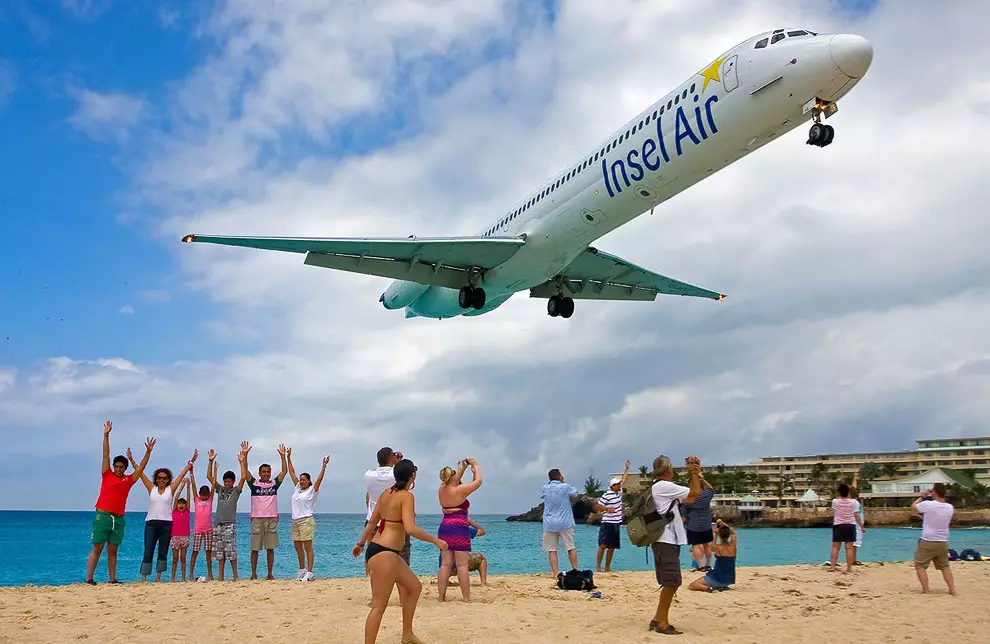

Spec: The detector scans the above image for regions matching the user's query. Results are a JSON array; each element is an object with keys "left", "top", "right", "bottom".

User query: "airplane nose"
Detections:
[{"left": 829, "top": 34, "right": 873, "bottom": 78}]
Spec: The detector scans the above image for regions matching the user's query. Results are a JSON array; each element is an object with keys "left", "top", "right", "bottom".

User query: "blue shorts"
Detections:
[{"left": 704, "top": 573, "right": 730, "bottom": 589}]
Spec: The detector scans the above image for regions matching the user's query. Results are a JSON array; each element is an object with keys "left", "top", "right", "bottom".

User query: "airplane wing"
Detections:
[
  {"left": 529, "top": 247, "right": 725, "bottom": 302},
  {"left": 181, "top": 234, "right": 525, "bottom": 290}
]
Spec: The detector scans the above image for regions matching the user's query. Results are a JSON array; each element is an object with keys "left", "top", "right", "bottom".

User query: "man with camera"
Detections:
[
  {"left": 910, "top": 483, "right": 957, "bottom": 595},
  {"left": 647, "top": 455, "right": 703, "bottom": 635}
]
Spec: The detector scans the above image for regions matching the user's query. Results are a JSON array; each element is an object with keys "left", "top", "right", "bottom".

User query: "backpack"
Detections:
[
  {"left": 626, "top": 489, "right": 678, "bottom": 548},
  {"left": 557, "top": 568, "right": 596, "bottom": 591}
]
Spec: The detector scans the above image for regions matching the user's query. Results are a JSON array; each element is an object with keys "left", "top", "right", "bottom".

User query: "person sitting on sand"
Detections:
[
  {"left": 688, "top": 519, "right": 737, "bottom": 592},
  {"left": 437, "top": 458, "right": 483, "bottom": 602},
  {"left": 134, "top": 449, "right": 197, "bottom": 582},
  {"left": 85, "top": 422, "right": 154, "bottom": 585},
  {"left": 286, "top": 448, "right": 330, "bottom": 581},
  {"left": 438, "top": 519, "right": 489, "bottom": 586},
  {"left": 169, "top": 480, "right": 192, "bottom": 582},
  {"left": 353, "top": 459, "right": 448, "bottom": 644},
  {"left": 829, "top": 482, "right": 865, "bottom": 573}
]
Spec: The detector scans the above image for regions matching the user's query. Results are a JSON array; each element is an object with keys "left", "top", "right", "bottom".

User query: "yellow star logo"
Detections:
[{"left": 699, "top": 56, "right": 726, "bottom": 92}]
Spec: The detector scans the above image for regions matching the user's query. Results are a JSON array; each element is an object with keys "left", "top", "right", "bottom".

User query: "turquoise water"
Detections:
[{"left": 1, "top": 511, "right": 988, "bottom": 586}]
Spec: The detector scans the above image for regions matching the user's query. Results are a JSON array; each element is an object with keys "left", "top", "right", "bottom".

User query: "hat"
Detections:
[{"left": 609, "top": 477, "right": 622, "bottom": 486}]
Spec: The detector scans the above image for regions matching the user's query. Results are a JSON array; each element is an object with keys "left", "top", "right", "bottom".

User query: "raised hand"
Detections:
[
  {"left": 237, "top": 450, "right": 247, "bottom": 463},
  {"left": 190, "top": 449, "right": 199, "bottom": 463},
  {"left": 277, "top": 444, "right": 287, "bottom": 457},
  {"left": 322, "top": 455, "right": 330, "bottom": 467},
  {"left": 208, "top": 449, "right": 216, "bottom": 461},
  {"left": 144, "top": 437, "right": 157, "bottom": 451},
  {"left": 104, "top": 421, "right": 112, "bottom": 436},
  {"left": 126, "top": 447, "right": 134, "bottom": 461},
  {"left": 624, "top": 460, "right": 631, "bottom": 470},
  {"left": 240, "top": 441, "right": 250, "bottom": 454}
]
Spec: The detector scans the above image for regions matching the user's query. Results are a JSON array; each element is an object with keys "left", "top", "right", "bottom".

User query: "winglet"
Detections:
[{"left": 181, "top": 234, "right": 196, "bottom": 243}]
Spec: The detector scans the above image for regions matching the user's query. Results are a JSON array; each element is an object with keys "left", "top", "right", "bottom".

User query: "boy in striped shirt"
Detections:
[{"left": 595, "top": 461, "right": 630, "bottom": 572}]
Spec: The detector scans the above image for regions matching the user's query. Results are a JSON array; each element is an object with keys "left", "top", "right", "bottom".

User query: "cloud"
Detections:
[
  {"left": 60, "top": 0, "right": 112, "bottom": 21},
  {"left": 138, "top": 289, "right": 170, "bottom": 303},
  {"left": 118, "top": 305, "right": 134, "bottom": 315},
  {"left": 67, "top": 87, "right": 147, "bottom": 142},
  {"left": 157, "top": 7, "right": 181, "bottom": 30},
  {"left": 6, "top": 0, "right": 990, "bottom": 512},
  {"left": 0, "top": 60, "right": 14, "bottom": 110}
]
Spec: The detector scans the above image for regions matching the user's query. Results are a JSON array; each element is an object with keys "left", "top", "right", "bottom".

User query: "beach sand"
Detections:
[{"left": 2, "top": 562, "right": 987, "bottom": 643}]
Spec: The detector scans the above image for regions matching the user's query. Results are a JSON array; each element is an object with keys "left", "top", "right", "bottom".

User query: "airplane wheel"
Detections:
[
  {"left": 821, "top": 124, "right": 835, "bottom": 146},
  {"left": 471, "top": 288, "right": 486, "bottom": 310},
  {"left": 807, "top": 123, "right": 826, "bottom": 146},
  {"left": 458, "top": 286, "right": 472, "bottom": 309},
  {"left": 547, "top": 296, "right": 560, "bottom": 317},
  {"left": 560, "top": 297, "right": 575, "bottom": 319}
]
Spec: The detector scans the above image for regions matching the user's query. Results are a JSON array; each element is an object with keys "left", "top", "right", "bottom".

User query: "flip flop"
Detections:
[{"left": 649, "top": 621, "right": 682, "bottom": 635}]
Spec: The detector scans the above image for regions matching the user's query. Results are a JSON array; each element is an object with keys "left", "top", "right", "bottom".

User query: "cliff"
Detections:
[{"left": 505, "top": 495, "right": 599, "bottom": 524}]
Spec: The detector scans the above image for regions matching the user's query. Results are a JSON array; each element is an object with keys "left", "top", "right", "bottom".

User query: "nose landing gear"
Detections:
[{"left": 806, "top": 99, "right": 836, "bottom": 147}]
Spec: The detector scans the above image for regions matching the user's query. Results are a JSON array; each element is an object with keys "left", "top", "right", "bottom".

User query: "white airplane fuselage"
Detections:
[{"left": 381, "top": 29, "right": 873, "bottom": 319}]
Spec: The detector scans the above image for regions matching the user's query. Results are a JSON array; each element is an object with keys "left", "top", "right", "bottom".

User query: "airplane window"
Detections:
[
  {"left": 755, "top": 38, "right": 768, "bottom": 49},
  {"left": 787, "top": 30, "right": 807, "bottom": 37},
  {"left": 771, "top": 33, "right": 784, "bottom": 44},
  {"left": 773, "top": 28, "right": 783, "bottom": 33},
  {"left": 626, "top": 129, "right": 630, "bottom": 137},
  {"left": 690, "top": 83, "right": 696, "bottom": 93},
  {"left": 674, "top": 94, "right": 679, "bottom": 105},
  {"left": 652, "top": 110, "right": 658, "bottom": 119},
  {"left": 660, "top": 106, "right": 665, "bottom": 115},
  {"left": 667, "top": 100, "right": 672, "bottom": 109},
  {"left": 639, "top": 120, "right": 644, "bottom": 129}
]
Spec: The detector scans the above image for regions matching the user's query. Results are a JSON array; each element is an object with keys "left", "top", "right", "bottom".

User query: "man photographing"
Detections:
[{"left": 910, "top": 483, "right": 957, "bottom": 595}]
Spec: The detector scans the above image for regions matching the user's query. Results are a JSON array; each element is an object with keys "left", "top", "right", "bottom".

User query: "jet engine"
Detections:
[{"left": 380, "top": 280, "right": 430, "bottom": 310}]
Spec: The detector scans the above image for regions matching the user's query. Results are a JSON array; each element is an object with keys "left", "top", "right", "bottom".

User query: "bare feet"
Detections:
[{"left": 400, "top": 633, "right": 426, "bottom": 644}]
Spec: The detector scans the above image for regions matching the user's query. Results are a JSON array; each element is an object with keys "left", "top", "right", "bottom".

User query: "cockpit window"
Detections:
[
  {"left": 787, "top": 30, "right": 808, "bottom": 37},
  {"left": 771, "top": 33, "right": 785, "bottom": 44},
  {"left": 755, "top": 37, "right": 768, "bottom": 49}
]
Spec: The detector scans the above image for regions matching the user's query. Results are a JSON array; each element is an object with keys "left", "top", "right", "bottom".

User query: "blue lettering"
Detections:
[
  {"left": 602, "top": 158, "right": 614, "bottom": 197},
  {"left": 674, "top": 106, "right": 700, "bottom": 155},
  {"left": 655, "top": 115, "right": 670, "bottom": 163},
  {"left": 610, "top": 159, "right": 630, "bottom": 193},
  {"left": 641, "top": 138, "right": 660, "bottom": 171},
  {"left": 693, "top": 95, "right": 708, "bottom": 139},
  {"left": 704, "top": 95, "right": 719, "bottom": 134},
  {"left": 626, "top": 149, "right": 644, "bottom": 181}
]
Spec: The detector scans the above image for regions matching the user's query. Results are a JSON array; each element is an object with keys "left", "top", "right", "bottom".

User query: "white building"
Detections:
[{"left": 866, "top": 468, "right": 973, "bottom": 499}]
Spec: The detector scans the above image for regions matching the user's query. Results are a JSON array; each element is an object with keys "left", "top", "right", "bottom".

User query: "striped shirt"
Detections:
[
  {"left": 683, "top": 487, "right": 715, "bottom": 532},
  {"left": 598, "top": 490, "right": 623, "bottom": 523}
]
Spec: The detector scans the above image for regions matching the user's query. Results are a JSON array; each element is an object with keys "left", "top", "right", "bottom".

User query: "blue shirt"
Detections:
[{"left": 540, "top": 481, "right": 579, "bottom": 532}]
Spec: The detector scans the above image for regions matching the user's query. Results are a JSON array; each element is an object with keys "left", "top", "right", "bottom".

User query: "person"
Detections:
[
  {"left": 439, "top": 519, "right": 489, "bottom": 586},
  {"left": 353, "top": 459, "right": 448, "bottom": 644},
  {"left": 540, "top": 469, "right": 580, "bottom": 578},
  {"left": 595, "top": 460, "right": 630, "bottom": 573},
  {"left": 688, "top": 519, "right": 737, "bottom": 592},
  {"left": 437, "top": 458, "right": 483, "bottom": 602},
  {"left": 209, "top": 447, "right": 249, "bottom": 581},
  {"left": 239, "top": 441, "right": 288, "bottom": 580},
  {"left": 287, "top": 448, "right": 330, "bottom": 581},
  {"left": 911, "top": 483, "right": 957, "bottom": 595},
  {"left": 134, "top": 449, "right": 197, "bottom": 582},
  {"left": 169, "top": 479, "right": 192, "bottom": 582},
  {"left": 85, "top": 422, "right": 154, "bottom": 585},
  {"left": 682, "top": 467, "right": 716, "bottom": 571},
  {"left": 189, "top": 459, "right": 215, "bottom": 582},
  {"left": 829, "top": 482, "right": 865, "bottom": 572},
  {"left": 364, "top": 447, "right": 410, "bottom": 574},
  {"left": 850, "top": 472, "right": 865, "bottom": 564},
  {"left": 648, "top": 455, "right": 702, "bottom": 635}
]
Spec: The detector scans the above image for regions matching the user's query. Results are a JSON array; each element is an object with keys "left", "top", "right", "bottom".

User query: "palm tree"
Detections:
[
  {"left": 638, "top": 465, "right": 649, "bottom": 476},
  {"left": 809, "top": 462, "right": 830, "bottom": 493},
  {"left": 880, "top": 462, "right": 901, "bottom": 479}
]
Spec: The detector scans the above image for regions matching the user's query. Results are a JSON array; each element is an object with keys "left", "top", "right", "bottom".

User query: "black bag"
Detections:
[{"left": 557, "top": 568, "right": 596, "bottom": 591}]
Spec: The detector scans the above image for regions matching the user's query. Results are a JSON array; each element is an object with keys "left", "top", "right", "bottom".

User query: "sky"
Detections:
[{"left": 2, "top": 0, "right": 989, "bottom": 514}]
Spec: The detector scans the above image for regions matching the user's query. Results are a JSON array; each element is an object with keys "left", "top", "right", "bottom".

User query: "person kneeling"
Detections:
[{"left": 689, "top": 520, "right": 736, "bottom": 593}]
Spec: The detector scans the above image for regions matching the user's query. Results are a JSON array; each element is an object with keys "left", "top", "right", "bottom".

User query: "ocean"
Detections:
[{"left": 1, "top": 511, "right": 988, "bottom": 587}]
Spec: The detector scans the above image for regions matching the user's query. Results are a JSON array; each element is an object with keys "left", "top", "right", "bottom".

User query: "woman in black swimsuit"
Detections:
[{"left": 353, "top": 459, "right": 447, "bottom": 644}]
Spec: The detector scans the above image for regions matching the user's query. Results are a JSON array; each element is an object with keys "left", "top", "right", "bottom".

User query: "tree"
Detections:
[
  {"left": 638, "top": 465, "right": 649, "bottom": 476},
  {"left": 858, "top": 462, "right": 882, "bottom": 489},
  {"left": 880, "top": 462, "right": 901, "bottom": 479},
  {"left": 584, "top": 471, "right": 604, "bottom": 497},
  {"left": 754, "top": 475, "right": 771, "bottom": 493},
  {"left": 809, "top": 462, "right": 830, "bottom": 494}
]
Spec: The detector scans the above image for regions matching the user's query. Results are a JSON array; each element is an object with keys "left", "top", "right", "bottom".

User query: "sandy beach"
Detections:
[{"left": 2, "top": 562, "right": 987, "bottom": 643}]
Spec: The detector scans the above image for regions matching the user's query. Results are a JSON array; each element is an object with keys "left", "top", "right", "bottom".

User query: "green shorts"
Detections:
[{"left": 91, "top": 510, "right": 126, "bottom": 545}]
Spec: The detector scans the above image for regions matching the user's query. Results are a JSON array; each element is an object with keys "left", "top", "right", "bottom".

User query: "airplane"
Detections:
[{"left": 182, "top": 28, "right": 873, "bottom": 320}]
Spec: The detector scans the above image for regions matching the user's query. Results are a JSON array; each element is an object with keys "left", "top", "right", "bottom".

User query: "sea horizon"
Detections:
[{"left": 2, "top": 510, "right": 989, "bottom": 587}]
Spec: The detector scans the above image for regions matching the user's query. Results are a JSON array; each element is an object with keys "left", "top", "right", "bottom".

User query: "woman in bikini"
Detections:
[
  {"left": 353, "top": 459, "right": 447, "bottom": 644},
  {"left": 436, "top": 457, "right": 482, "bottom": 602}
]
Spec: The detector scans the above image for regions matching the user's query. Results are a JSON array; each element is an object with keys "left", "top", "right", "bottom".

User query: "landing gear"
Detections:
[
  {"left": 547, "top": 295, "right": 574, "bottom": 318},
  {"left": 458, "top": 286, "right": 486, "bottom": 310},
  {"left": 807, "top": 122, "right": 834, "bottom": 147}
]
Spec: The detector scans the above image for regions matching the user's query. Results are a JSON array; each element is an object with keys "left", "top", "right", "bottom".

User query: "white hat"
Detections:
[{"left": 609, "top": 477, "right": 622, "bottom": 486}]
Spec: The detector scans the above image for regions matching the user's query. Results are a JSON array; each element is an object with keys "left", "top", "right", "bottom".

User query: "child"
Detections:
[
  {"left": 190, "top": 459, "right": 216, "bottom": 581},
  {"left": 210, "top": 448, "right": 248, "bottom": 581},
  {"left": 170, "top": 479, "right": 192, "bottom": 582},
  {"left": 688, "top": 519, "right": 737, "bottom": 592}
]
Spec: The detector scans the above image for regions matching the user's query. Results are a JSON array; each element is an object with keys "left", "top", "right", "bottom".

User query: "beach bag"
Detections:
[
  {"left": 557, "top": 569, "right": 596, "bottom": 591},
  {"left": 626, "top": 493, "right": 678, "bottom": 547}
]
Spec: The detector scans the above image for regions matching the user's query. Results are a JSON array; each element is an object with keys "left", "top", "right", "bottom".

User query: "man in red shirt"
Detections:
[{"left": 84, "top": 421, "right": 154, "bottom": 584}]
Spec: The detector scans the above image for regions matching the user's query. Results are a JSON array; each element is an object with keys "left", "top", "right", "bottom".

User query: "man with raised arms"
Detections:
[
  {"left": 239, "top": 440, "right": 288, "bottom": 580},
  {"left": 84, "top": 421, "right": 154, "bottom": 585}
]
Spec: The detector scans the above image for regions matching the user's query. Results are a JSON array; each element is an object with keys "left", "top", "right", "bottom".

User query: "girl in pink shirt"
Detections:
[
  {"left": 190, "top": 463, "right": 216, "bottom": 581},
  {"left": 170, "top": 480, "right": 192, "bottom": 581}
]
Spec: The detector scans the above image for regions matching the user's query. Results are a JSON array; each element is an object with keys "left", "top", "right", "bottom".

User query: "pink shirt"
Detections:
[
  {"left": 832, "top": 497, "right": 857, "bottom": 525},
  {"left": 171, "top": 509, "right": 191, "bottom": 537},
  {"left": 194, "top": 497, "right": 213, "bottom": 533},
  {"left": 248, "top": 478, "right": 282, "bottom": 518}
]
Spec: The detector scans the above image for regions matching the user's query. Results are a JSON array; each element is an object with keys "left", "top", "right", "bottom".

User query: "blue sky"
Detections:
[{"left": 6, "top": 0, "right": 990, "bottom": 514}]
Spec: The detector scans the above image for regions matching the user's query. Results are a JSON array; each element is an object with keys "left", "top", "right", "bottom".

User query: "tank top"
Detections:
[
  {"left": 146, "top": 486, "right": 174, "bottom": 522},
  {"left": 707, "top": 555, "right": 736, "bottom": 585}
]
